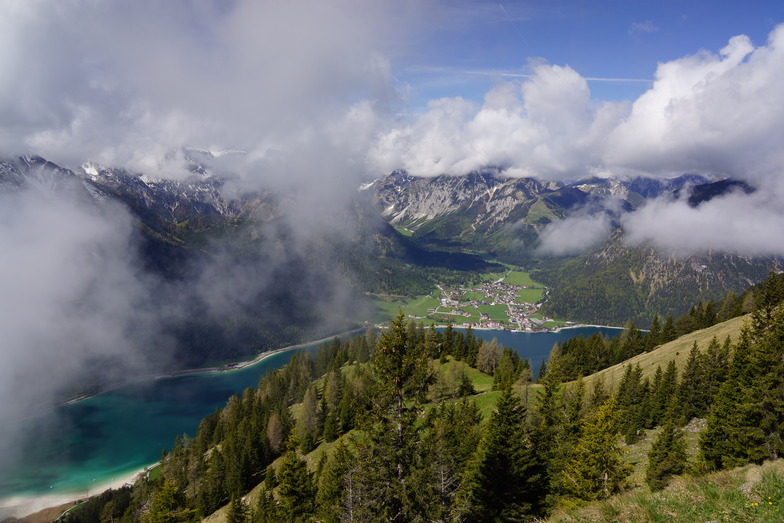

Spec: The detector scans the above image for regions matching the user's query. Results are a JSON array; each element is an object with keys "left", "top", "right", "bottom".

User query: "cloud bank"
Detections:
[
  {"left": 0, "top": 0, "right": 403, "bottom": 186},
  {"left": 371, "top": 23, "right": 784, "bottom": 257}
]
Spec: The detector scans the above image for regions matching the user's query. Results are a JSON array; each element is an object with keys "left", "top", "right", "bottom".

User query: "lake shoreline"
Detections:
[
  {"left": 55, "top": 327, "right": 365, "bottom": 409},
  {"left": 0, "top": 466, "right": 149, "bottom": 520},
  {"left": 4, "top": 328, "right": 364, "bottom": 520}
]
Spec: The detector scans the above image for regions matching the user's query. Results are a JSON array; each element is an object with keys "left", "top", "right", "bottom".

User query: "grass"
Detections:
[
  {"left": 372, "top": 296, "right": 441, "bottom": 322},
  {"left": 392, "top": 225, "right": 413, "bottom": 237},
  {"left": 477, "top": 304, "right": 510, "bottom": 322},
  {"left": 516, "top": 287, "right": 545, "bottom": 303},
  {"left": 503, "top": 271, "right": 542, "bottom": 287},
  {"left": 579, "top": 315, "right": 749, "bottom": 393},
  {"left": 462, "top": 290, "right": 486, "bottom": 301},
  {"left": 547, "top": 459, "right": 784, "bottom": 523},
  {"left": 482, "top": 272, "right": 506, "bottom": 282},
  {"left": 525, "top": 198, "right": 557, "bottom": 224}
]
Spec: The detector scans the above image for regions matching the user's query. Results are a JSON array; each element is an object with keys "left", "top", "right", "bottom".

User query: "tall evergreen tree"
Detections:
[
  {"left": 367, "top": 313, "right": 434, "bottom": 521},
  {"left": 458, "top": 388, "right": 546, "bottom": 521},
  {"left": 677, "top": 342, "right": 709, "bottom": 421},
  {"left": 276, "top": 438, "right": 315, "bottom": 521},
  {"left": 645, "top": 419, "right": 687, "bottom": 491},
  {"left": 561, "top": 398, "right": 631, "bottom": 501}
]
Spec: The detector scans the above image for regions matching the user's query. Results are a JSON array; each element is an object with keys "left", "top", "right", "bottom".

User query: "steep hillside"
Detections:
[
  {"left": 579, "top": 314, "right": 748, "bottom": 392},
  {"left": 548, "top": 458, "right": 784, "bottom": 523},
  {"left": 537, "top": 233, "right": 772, "bottom": 326}
]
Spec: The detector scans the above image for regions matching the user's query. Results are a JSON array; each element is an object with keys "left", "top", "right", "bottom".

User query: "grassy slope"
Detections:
[
  {"left": 580, "top": 314, "right": 749, "bottom": 392},
  {"left": 547, "top": 459, "right": 784, "bottom": 523}
]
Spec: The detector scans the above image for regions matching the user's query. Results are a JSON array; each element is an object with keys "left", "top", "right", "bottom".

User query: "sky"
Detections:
[{"left": 400, "top": 1, "right": 784, "bottom": 104}]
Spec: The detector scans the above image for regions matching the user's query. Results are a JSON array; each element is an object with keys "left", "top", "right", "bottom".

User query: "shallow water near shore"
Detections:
[
  {"left": 1, "top": 326, "right": 621, "bottom": 500},
  {"left": 1, "top": 346, "right": 320, "bottom": 499}
]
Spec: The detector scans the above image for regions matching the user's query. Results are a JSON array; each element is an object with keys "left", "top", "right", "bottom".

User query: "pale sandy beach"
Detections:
[{"left": 0, "top": 466, "right": 150, "bottom": 520}]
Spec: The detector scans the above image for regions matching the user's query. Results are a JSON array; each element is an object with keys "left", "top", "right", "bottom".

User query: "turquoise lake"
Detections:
[{"left": 0, "top": 326, "right": 621, "bottom": 499}]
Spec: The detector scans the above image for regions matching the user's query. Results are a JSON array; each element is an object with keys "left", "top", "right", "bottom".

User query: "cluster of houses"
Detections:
[{"left": 418, "top": 281, "right": 556, "bottom": 332}]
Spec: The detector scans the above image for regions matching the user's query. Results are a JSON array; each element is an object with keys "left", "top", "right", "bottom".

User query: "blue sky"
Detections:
[{"left": 397, "top": 0, "right": 784, "bottom": 104}]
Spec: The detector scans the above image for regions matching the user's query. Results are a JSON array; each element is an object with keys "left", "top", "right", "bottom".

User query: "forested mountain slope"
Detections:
[{"left": 59, "top": 272, "right": 784, "bottom": 522}]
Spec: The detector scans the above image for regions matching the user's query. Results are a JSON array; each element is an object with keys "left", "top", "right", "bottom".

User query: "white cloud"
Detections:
[
  {"left": 537, "top": 212, "right": 612, "bottom": 256},
  {"left": 370, "top": 62, "right": 626, "bottom": 179},
  {"left": 629, "top": 20, "right": 658, "bottom": 35},
  {"left": 0, "top": 0, "right": 404, "bottom": 183},
  {"left": 606, "top": 27, "right": 784, "bottom": 181},
  {"left": 622, "top": 189, "right": 784, "bottom": 257}
]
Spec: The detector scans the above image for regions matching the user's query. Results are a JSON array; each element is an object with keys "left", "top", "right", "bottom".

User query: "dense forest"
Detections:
[{"left": 62, "top": 271, "right": 784, "bottom": 522}]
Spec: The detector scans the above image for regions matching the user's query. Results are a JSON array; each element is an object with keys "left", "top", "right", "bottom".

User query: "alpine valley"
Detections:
[{"left": 2, "top": 152, "right": 774, "bottom": 374}]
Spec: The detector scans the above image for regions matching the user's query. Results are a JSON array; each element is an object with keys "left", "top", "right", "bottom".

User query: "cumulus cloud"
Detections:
[
  {"left": 606, "top": 26, "right": 784, "bottom": 181},
  {"left": 372, "top": 23, "right": 784, "bottom": 185},
  {"left": 370, "top": 63, "right": 627, "bottom": 179}
]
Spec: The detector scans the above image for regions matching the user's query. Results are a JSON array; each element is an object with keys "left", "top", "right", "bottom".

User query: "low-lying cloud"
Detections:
[
  {"left": 537, "top": 211, "right": 613, "bottom": 256},
  {"left": 622, "top": 189, "right": 784, "bottom": 257}
]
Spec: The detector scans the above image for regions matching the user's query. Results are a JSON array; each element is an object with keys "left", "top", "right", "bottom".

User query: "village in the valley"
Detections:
[{"left": 397, "top": 271, "right": 569, "bottom": 332}]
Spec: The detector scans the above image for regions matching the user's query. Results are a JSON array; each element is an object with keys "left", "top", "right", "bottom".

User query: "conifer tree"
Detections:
[
  {"left": 253, "top": 488, "right": 279, "bottom": 523},
  {"left": 646, "top": 314, "right": 661, "bottom": 351},
  {"left": 276, "top": 438, "right": 315, "bottom": 521},
  {"left": 367, "top": 312, "right": 434, "bottom": 521},
  {"left": 561, "top": 398, "right": 630, "bottom": 501},
  {"left": 458, "top": 388, "right": 546, "bottom": 521},
  {"left": 316, "top": 441, "right": 357, "bottom": 523},
  {"left": 678, "top": 342, "right": 709, "bottom": 421},
  {"left": 226, "top": 495, "right": 250, "bottom": 523},
  {"left": 662, "top": 315, "right": 677, "bottom": 343},
  {"left": 645, "top": 419, "right": 687, "bottom": 491}
]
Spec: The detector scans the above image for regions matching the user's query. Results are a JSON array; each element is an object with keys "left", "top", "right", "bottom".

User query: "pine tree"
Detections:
[
  {"left": 367, "top": 312, "right": 434, "bottom": 521},
  {"left": 561, "top": 398, "right": 631, "bottom": 501},
  {"left": 276, "top": 438, "right": 315, "bottom": 521},
  {"left": 678, "top": 342, "right": 709, "bottom": 421},
  {"left": 144, "top": 480, "right": 198, "bottom": 523},
  {"left": 458, "top": 388, "right": 546, "bottom": 521},
  {"left": 662, "top": 315, "right": 677, "bottom": 343},
  {"left": 226, "top": 495, "right": 250, "bottom": 523},
  {"left": 316, "top": 440, "right": 357, "bottom": 523},
  {"left": 701, "top": 309, "right": 784, "bottom": 470},
  {"left": 645, "top": 420, "right": 687, "bottom": 491},
  {"left": 646, "top": 314, "right": 661, "bottom": 351},
  {"left": 252, "top": 488, "right": 279, "bottom": 523}
]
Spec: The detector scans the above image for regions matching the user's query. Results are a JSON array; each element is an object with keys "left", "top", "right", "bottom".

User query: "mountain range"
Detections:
[{"left": 2, "top": 154, "right": 775, "bottom": 361}]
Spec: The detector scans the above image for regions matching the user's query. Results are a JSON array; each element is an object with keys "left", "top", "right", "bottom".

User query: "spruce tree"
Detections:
[
  {"left": 561, "top": 398, "right": 630, "bottom": 501},
  {"left": 316, "top": 441, "right": 357, "bottom": 523},
  {"left": 645, "top": 419, "right": 687, "bottom": 491},
  {"left": 276, "top": 438, "right": 315, "bottom": 521},
  {"left": 678, "top": 342, "right": 709, "bottom": 421},
  {"left": 367, "top": 312, "right": 434, "bottom": 521},
  {"left": 458, "top": 388, "right": 546, "bottom": 521},
  {"left": 226, "top": 495, "right": 250, "bottom": 523}
]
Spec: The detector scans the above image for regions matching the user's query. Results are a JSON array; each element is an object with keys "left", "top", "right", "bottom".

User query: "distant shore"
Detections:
[{"left": 54, "top": 327, "right": 365, "bottom": 409}]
